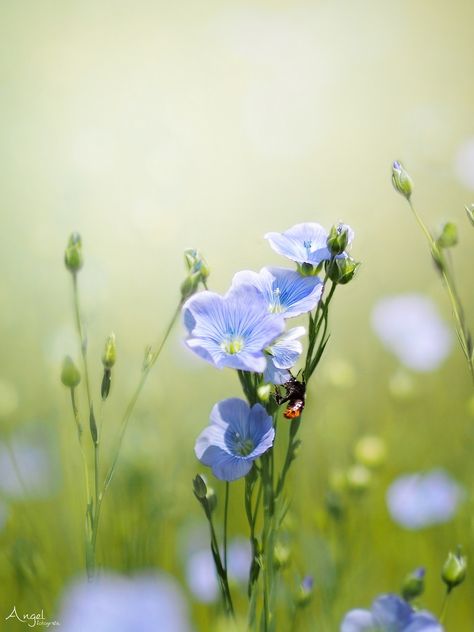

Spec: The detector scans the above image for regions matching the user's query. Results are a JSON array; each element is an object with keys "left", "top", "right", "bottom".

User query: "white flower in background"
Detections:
[
  {"left": 386, "top": 469, "right": 464, "bottom": 530},
  {"left": 58, "top": 572, "right": 193, "bottom": 632},
  {"left": 371, "top": 294, "right": 453, "bottom": 371}
]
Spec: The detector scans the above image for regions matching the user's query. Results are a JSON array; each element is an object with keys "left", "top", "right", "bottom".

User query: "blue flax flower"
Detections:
[
  {"left": 265, "top": 222, "right": 353, "bottom": 266},
  {"left": 263, "top": 326, "right": 305, "bottom": 384},
  {"left": 195, "top": 398, "right": 274, "bottom": 481},
  {"left": 341, "top": 594, "right": 443, "bottom": 632},
  {"left": 232, "top": 267, "right": 322, "bottom": 318},
  {"left": 183, "top": 284, "right": 285, "bottom": 372}
]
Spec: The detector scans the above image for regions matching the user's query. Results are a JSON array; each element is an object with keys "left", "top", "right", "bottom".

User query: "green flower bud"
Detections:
[
  {"left": 442, "top": 548, "right": 467, "bottom": 591},
  {"left": 437, "top": 222, "right": 458, "bottom": 248},
  {"left": 102, "top": 333, "right": 116, "bottom": 369},
  {"left": 326, "top": 258, "right": 360, "bottom": 285},
  {"left": 325, "top": 489, "right": 345, "bottom": 521},
  {"left": 193, "top": 474, "right": 208, "bottom": 500},
  {"left": 257, "top": 384, "right": 272, "bottom": 403},
  {"left": 296, "top": 576, "right": 314, "bottom": 608},
  {"left": 392, "top": 161, "right": 413, "bottom": 200},
  {"left": 206, "top": 486, "right": 217, "bottom": 513},
  {"left": 89, "top": 405, "right": 98, "bottom": 445},
  {"left": 327, "top": 224, "right": 349, "bottom": 256},
  {"left": 297, "top": 262, "right": 318, "bottom": 276},
  {"left": 274, "top": 543, "right": 291, "bottom": 570},
  {"left": 180, "top": 273, "right": 201, "bottom": 302},
  {"left": 401, "top": 567, "right": 425, "bottom": 601},
  {"left": 354, "top": 435, "right": 387, "bottom": 469},
  {"left": 346, "top": 464, "right": 371, "bottom": 493},
  {"left": 184, "top": 248, "right": 210, "bottom": 279},
  {"left": 64, "top": 232, "right": 83, "bottom": 273},
  {"left": 465, "top": 204, "right": 474, "bottom": 227},
  {"left": 61, "top": 356, "right": 81, "bottom": 388}
]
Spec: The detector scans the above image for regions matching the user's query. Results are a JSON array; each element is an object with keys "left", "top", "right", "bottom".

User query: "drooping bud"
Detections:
[
  {"left": 257, "top": 384, "right": 272, "bottom": 403},
  {"left": 61, "top": 356, "right": 81, "bottom": 388},
  {"left": 64, "top": 232, "right": 83, "bottom": 273},
  {"left": 392, "top": 161, "right": 413, "bottom": 200},
  {"left": 401, "top": 567, "right": 425, "bottom": 601},
  {"left": 437, "top": 222, "right": 458, "bottom": 249},
  {"left": 326, "top": 258, "right": 360, "bottom": 285},
  {"left": 354, "top": 435, "right": 387, "bottom": 469},
  {"left": 441, "top": 547, "right": 467, "bottom": 591},
  {"left": 296, "top": 576, "right": 314, "bottom": 608},
  {"left": 465, "top": 204, "right": 474, "bottom": 227},
  {"left": 327, "top": 224, "right": 349, "bottom": 256}
]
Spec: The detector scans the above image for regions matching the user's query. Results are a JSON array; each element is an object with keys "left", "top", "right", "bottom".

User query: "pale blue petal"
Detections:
[
  {"left": 263, "top": 360, "right": 291, "bottom": 385},
  {"left": 211, "top": 398, "right": 251, "bottom": 436},
  {"left": 269, "top": 326, "right": 305, "bottom": 369},
  {"left": 211, "top": 451, "right": 253, "bottom": 481},
  {"left": 405, "top": 613, "right": 444, "bottom": 632},
  {"left": 340, "top": 609, "right": 376, "bottom": 632},
  {"left": 266, "top": 267, "right": 323, "bottom": 317},
  {"left": 372, "top": 595, "right": 412, "bottom": 631},
  {"left": 265, "top": 223, "right": 330, "bottom": 264}
]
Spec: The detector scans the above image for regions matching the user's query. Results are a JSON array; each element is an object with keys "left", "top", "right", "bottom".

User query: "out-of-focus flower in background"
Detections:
[
  {"left": 371, "top": 294, "right": 453, "bottom": 372},
  {"left": 195, "top": 398, "right": 274, "bottom": 481},
  {"left": 58, "top": 572, "right": 193, "bottom": 632},
  {"left": 185, "top": 538, "right": 251, "bottom": 603},
  {"left": 0, "top": 439, "right": 56, "bottom": 499},
  {"left": 341, "top": 593, "right": 443, "bottom": 632},
  {"left": 386, "top": 469, "right": 464, "bottom": 530}
]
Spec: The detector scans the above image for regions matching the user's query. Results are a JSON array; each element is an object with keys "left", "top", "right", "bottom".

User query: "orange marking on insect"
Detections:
[{"left": 283, "top": 400, "right": 304, "bottom": 419}]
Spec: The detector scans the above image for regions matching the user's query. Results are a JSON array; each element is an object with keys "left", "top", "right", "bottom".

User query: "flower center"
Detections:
[
  {"left": 234, "top": 433, "right": 254, "bottom": 456},
  {"left": 222, "top": 336, "right": 244, "bottom": 355},
  {"left": 303, "top": 239, "right": 312, "bottom": 253}
]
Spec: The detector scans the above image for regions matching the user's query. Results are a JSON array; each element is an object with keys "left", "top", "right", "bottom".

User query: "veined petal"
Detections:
[
  {"left": 405, "top": 613, "right": 444, "bottom": 632},
  {"left": 372, "top": 594, "right": 412, "bottom": 630},
  {"left": 265, "top": 223, "right": 329, "bottom": 264},
  {"left": 268, "top": 326, "right": 305, "bottom": 369},
  {"left": 263, "top": 361, "right": 291, "bottom": 385},
  {"left": 265, "top": 267, "right": 323, "bottom": 317}
]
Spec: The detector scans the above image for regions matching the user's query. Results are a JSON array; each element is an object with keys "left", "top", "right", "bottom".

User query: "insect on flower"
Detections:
[{"left": 274, "top": 373, "right": 306, "bottom": 419}]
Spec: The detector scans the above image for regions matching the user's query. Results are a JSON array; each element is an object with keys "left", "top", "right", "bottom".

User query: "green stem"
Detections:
[
  {"left": 70, "top": 388, "right": 92, "bottom": 514},
  {"left": 72, "top": 273, "right": 92, "bottom": 410},
  {"left": 223, "top": 482, "right": 230, "bottom": 572},
  {"left": 439, "top": 588, "right": 451, "bottom": 623},
  {"left": 102, "top": 302, "right": 182, "bottom": 495}
]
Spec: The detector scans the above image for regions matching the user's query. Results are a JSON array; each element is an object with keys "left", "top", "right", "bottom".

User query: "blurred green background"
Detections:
[{"left": 1, "top": 0, "right": 473, "bottom": 629}]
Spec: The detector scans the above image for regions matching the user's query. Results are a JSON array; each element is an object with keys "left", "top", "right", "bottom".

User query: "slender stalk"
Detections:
[
  {"left": 72, "top": 274, "right": 92, "bottom": 409},
  {"left": 70, "top": 388, "right": 92, "bottom": 511},
  {"left": 408, "top": 200, "right": 474, "bottom": 383},
  {"left": 223, "top": 482, "right": 230, "bottom": 572},
  {"left": 439, "top": 588, "right": 451, "bottom": 623},
  {"left": 102, "top": 302, "right": 182, "bottom": 495}
]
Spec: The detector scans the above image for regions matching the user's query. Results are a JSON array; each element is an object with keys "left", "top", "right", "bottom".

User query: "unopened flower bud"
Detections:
[
  {"left": 325, "top": 489, "right": 345, "bottom": 521},
  {"left": 326, "top": 258, "right": 360, "bottom": 285},
  {"left": 392, "top": 161, "right": 413, "bottom": 200},
  {"left": 354, "top": 435, "right": 387, "bottom": 469},
  {"left": 257, "top": 384, "right": 272, "bottom": 403},
  {"left": 437, "top": 222, "right": 458, "bottom": 249},
  {"left": 184, "top": 248, "right": 210, "bottom": 279},
  {"left": 274, "top": 543, "right": 291, "bottom": 569},
  {"left": 89, "top": 405, "right": 98, "bottom": 445},
  {"left": 346, "top": 464, "right": 371, "bottom": 493},
  {"left": 442, "top": 548, "right": 467, "bottom": 591},
  {"left": 465, "top": 204, "right": 474, "bottom": 227},
  {"left": 102, "top": 333, "right": 116, "bottom": 369},
  {"left": 327, "top": 224, "right": 349, "bottom": 256},
  {"left": 297, "top": 262, "right": 318, "bottom": 276},
  {"left": 193, "top": 474, "right": 208, "bottom": 500},
  {"left": 296, "top": 576, "right": 314, "bottom": 608},
  {"left": 206, "top": 486, "right": 217, "bottom": 513},
  {"left": 64, "top": 232, "right": 83, "bottom": 273},
  {"left": 402, "top": 567, "right": 425, "bottom": 601},
  {"left": 61, "top": 356, "right": 81, "bottom": 388}
]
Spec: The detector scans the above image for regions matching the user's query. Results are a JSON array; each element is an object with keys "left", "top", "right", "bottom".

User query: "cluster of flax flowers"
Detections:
[{"left": 182, "top": 221, "right": 355, "bottom": 481}]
